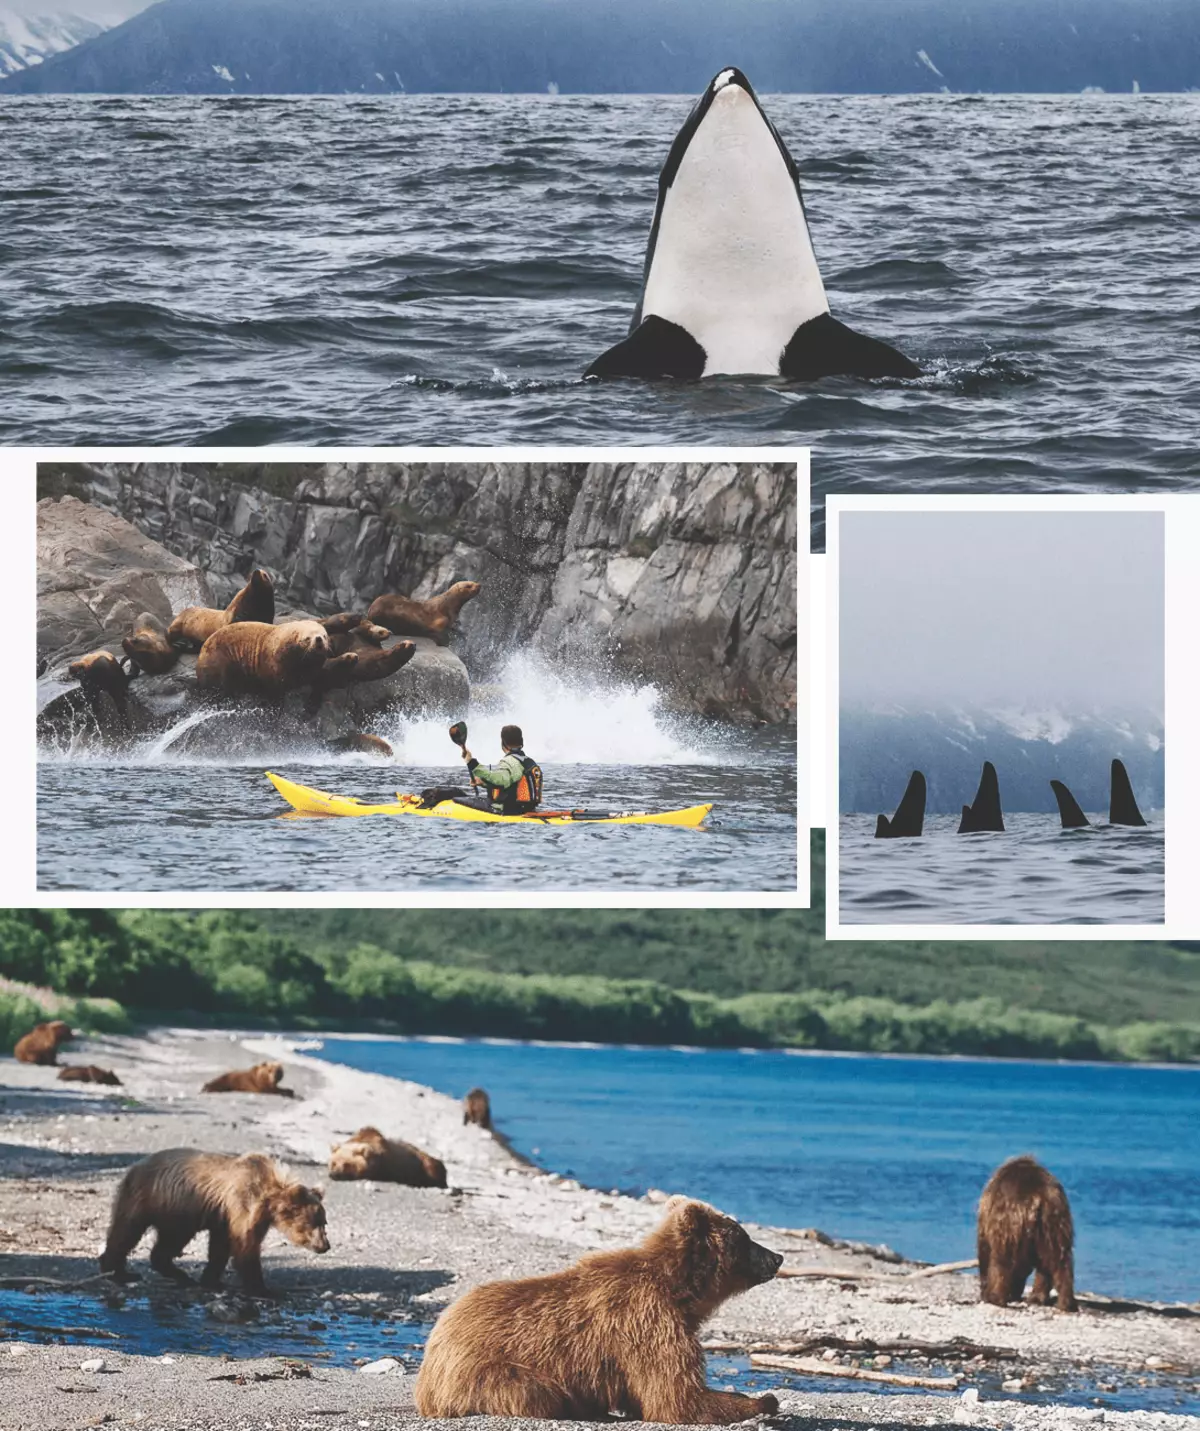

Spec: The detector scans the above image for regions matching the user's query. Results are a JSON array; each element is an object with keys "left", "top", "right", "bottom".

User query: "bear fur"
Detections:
[
  {"left": 168, "top": 569, "right": 276, "bottom": 651},
  {"left": 14, "top": 1020, "right": 73, "bottom": 1065},
  {"left": 977, "top": 1155, "right": 1077, "bottom": 1312},
  {"left": 121, "top": 611, "right": 178, "bottom": 676},
  {"left": 328, "top": 1126, "right": 448, "bottom": 1188},
  {"left": 195, "top": 620, "right": 353, "bottom": 698},
  {"left": 462, "top": 1088, "right": 492, "bottom": 1130},
  {"left": 414, "top": 1197, "right": 782, "bottom": 1422},
  {"left": 58, "top": 1064, "right": 122, "bottom": 1086},
  {"left": 99, "top": 1148, "right": 329, "bottom": 1295},
  {"left": 368, "top": 580, "right": 481, "bottom": 646},
  {"left": 201, "top": 1061, "right": 292, "bottom": 1096}
]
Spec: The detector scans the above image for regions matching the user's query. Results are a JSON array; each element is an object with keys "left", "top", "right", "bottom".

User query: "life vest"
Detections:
[{"left": 489, "top": 751, "right": 543, "bottom": 813}]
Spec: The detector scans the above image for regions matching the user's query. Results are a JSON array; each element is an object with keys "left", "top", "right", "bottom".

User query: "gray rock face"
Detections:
[{"left": 45, "top": 461, "right": 796, "bottom": 722}]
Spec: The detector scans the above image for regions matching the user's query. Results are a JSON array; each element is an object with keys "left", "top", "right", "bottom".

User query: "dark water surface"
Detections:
[
  {"left": 3, "top": 94, "right": 1198, "bottom": 542},
  {"left": 313, "top": 1037, "right": 1200, "bottom": 1305},
  {"left": 839, "top": 812, "right": 1165, "bottom": 925}
]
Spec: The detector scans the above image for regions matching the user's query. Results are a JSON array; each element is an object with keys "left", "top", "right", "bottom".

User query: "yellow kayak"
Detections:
[{"left": 266, "top": 772, "right": 713, "bottom": 828}]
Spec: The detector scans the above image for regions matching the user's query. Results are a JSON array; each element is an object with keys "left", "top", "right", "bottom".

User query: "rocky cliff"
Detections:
[{"left": 40, "top": 461, "right": 797, "bottom": 723}]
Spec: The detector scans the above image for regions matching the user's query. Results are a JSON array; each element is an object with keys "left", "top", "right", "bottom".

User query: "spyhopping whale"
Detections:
[
  {"left": 875, "top": 770, "right": 926, "bottom": 838},
  {"left": 585, "top": 68, "right": 920, "bottom": 382},
  {"left": 1050, "top": 780, "right": 1090, "bottom": 829},
  {"left": 958, "top": 761, "right": 1004, "bottom": 834},
  {"left": 1110, "top": 758, "right": 1148, "bottom": 826}
]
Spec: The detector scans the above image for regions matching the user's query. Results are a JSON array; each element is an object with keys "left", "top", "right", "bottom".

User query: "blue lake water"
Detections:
[{"left": 315, "top": 1036, "right": 1200, "bottom": 1305}]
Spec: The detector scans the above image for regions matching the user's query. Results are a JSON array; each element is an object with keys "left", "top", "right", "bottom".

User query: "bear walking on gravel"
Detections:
[
  {"left": 202, "top": 1061, "right": 292, "bottom": 1096},
  {"left": 14, "top": 1020, "right": 73, "bottom": 1065},
  {"left": 328, "top": 1127, "right": 447, "bottom": 1188},
  {"left": 462, "top": 1087, "right": 492, "bottom": 1130},
  {"left": 414, "top": 1197, "right": 782, "bottom": 1422},
  {"left": 977, "top": 1155, "right": 1077, "bottom": 1312},
  {"left": 99, "top": 1148, "right": 329, "bottom": 1296}
]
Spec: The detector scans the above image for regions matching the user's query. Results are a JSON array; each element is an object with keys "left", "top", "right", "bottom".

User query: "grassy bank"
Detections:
[{"left": 0, "top": 908, "right": 1197, "bottom": 1064}]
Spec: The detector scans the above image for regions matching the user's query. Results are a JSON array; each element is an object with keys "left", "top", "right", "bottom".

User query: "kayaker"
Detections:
[{"left": 457, "top": 724, "right": 543, "bottom": 814}]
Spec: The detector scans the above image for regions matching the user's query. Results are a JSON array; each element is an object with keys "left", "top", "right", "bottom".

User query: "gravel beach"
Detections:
[{"left": 0, "top": 1029, "right": 1195, "bottom": 1431}]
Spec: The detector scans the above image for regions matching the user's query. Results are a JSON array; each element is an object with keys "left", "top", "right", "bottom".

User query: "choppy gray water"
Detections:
[
  {"left": 3, "top": 93, "right": 1198, "bottom": 544},
  {"left": 839, "top": 812, "right": 1164, "bottom": 924}
]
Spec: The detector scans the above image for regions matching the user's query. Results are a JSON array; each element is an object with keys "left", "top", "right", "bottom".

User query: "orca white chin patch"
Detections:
[{"left": 585, "top": 68, "right": 920, "bottom": 383}]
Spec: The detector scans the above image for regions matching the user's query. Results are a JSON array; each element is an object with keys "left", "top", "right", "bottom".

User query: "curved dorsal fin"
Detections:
[
  {"left": 1050, "top": 780, "right": 1090, "bottom": 829},
  {"left": 875, "top": 770, "right": 925, "bottom": 838},
  {"left": 958, "top": 761, "right": 1004, "bottom": 833},
  {"left": 1109, "top": 758, "right": 1147, "bottom": 826}
]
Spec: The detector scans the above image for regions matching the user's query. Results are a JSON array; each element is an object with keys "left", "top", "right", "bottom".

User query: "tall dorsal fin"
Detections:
[
  {"left": 958, "top": 761, "right": 1004, "bottom": 833},
  {"left": 1109, "top": 759, "right": 1147, "bottom": 826},
  {"left": 1050, "top": 780, "right": 1090, "bottom": 829},
  {"left": 875, "top": 770, "right": 925, "bottom": 839}
]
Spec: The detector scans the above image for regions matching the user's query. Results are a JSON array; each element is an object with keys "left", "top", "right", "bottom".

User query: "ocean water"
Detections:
[
  {"left": 4, "top": 93, "right": 1199, "bottom": 544},
  {"left": 312, "top": 1036, "right": 1200, "bottom": 1305},
  {"left": 35, "top": 714, "right": 798, "bottom": 893},
  {"left": 838, "top": 812, "right": 1164, "bottom": 925}
]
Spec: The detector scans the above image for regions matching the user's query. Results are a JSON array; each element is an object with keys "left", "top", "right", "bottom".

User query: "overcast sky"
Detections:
[
  {"left": 839, "top": 511, "right": 1164, "bottom": 711},
  {"left": 5, "top": 0, "right": 149, "bottom": 17}
]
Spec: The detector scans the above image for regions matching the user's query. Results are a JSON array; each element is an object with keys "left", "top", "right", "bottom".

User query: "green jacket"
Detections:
[{"left": 467, "top": 751, "right": 526, "bottom": 790}]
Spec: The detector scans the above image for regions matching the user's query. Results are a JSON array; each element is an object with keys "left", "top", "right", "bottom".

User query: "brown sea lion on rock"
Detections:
[
  {"left": 14, "top": 1020, "right": 73, "bottom": 1065},
  {"left": 68, "top": 650, "right": 133, "bottom": 706},
  {"left": 322, "top": 615, "right": 391, "bottom": 656},
  {"left": 462, "top": 1087, "right": 492, "bottom": 1129},
  {"left": 304, "top": 639, "right": 415, "bottom": 710},
  {"left": 977, "top": 1155, "right": 1077, "bottom": 1312},
  {"left": 202, "top": 1061, "right": 292, "bottom": 1096},
  {"left": 368, "top": 580, "right": 481, "bottom": 646},
  {"left": 168, "top": 569, "right": 276, "bottom": 651},
  {"left": 99, "top": 1148, "right": 329, "bottom": 1294},
  {"left": 59, "top": 1064, "right": 122, "bottom": 1086},
  {"left": 327, "top": 733, "right": 394, "bottom": 757},
  {"left": 122, "top": 611, "right": 178, "bottom": 676},
  {"left": 328, "top": 1126, "right": 448, "bottom": 1187},
  {"left": 196, "top": 620, "right": 354, "bottom": 699}
]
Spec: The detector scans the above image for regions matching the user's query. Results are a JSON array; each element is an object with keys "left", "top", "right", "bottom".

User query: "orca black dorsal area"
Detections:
[
  {"left": 958, "top": 761, "right": 1005, "bottom": 834},
  {"left": 1110, "top": 759, "right": 1148, "bottom": 826},
  {"left": 584, "top": 68, "right": 920, "bottom": 382},
  {"left": 1050, "top": 780, "right": 1090, "bottom": 830},
  {"left": 875, "top": 770, "right": 926, "bottom": 838}
]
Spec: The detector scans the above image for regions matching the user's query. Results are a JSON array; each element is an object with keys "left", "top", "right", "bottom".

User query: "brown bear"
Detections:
[
  {"left": 368, "top": 580, "right": 481, "bottom": 646},
  {"left": 977, "top": 1155, "right": 1077, "bottom": 1312},
  {"left": 462, "top": 1087, "right": 492, "bottom": 1130},
  {"left": 328, "top": 1127, "right": 448, "bottom": 1188},
  {"left": 195, "top": 620, "right": 355, "bottom": 698},
  {"left": 414, "top": 1197, "right": 782, "bottom": 1422},
  {"left": 14, "top": 1019, "right": 73, "bottom": 1065},
  {"left": 121, "top": 611, "right": 178, "bottom": 676},
  {"left": 99, "top": 1148, "right": 329, "bottom": 1295},
  {"left": 68, "top": 650, "right": 133, "bottom": 707},
  {"left": 201, "top": 1061, "right": 292, "bottom": 1095},
  {"left": 58, "top": 1064, "right": 122, "bottom": 1086},
  {"left": 168, "top": 569, "right": 276, "bottom": 650}
]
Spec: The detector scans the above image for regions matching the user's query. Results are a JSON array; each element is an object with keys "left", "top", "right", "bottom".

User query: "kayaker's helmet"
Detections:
[{"left": 501, "top": 724, "right": 524, "bottom": 749}]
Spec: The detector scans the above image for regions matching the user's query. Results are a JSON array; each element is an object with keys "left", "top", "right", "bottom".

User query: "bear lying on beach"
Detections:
[
  {"left": 368, "top": 580, "right": 481, "bottom": 645},
  {"left": 328, "top": 1127, "right": 447, "bottom": 1187},
  {"left": 414, "top": 1197, "right": 782, "bottom": 1422},
  {"left": 58, "top": 1064, "right": 122, "bottom": 1086},
  {"left": 99, "top": 1148, "right": 329, "bottom": 1295},
  {"left": 202, "top": 1061, "right": 293, "bottom": 1096},
  {"left": 14, "top": 1020, "right": 73, "bottom": 1065},
  {"left": 168, "top": 569, "right": 276, "bottom": 650},
  {"left": 978, "top": 1155, "right": 1077, "bottom": 1312},
  {"left": 462, "top": 1087, "right": 492, "bottom": 1129}
]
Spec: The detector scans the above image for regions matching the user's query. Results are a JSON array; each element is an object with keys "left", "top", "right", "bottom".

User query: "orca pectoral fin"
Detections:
[
  {"left": 584, "top": 315, "right": 706, "bottom": 380},
  {"left": 1050, "top": 780, "right": 1090, "bottom": 830},
  {"left": 1109, "top": 758, "right": 1148, "bottom": 826},
  {"left": 781, "top": 312, "right": 921, "bottom": 382},
  {"left": 958, "top": 761, "right": 1004, "bottom": 833}
]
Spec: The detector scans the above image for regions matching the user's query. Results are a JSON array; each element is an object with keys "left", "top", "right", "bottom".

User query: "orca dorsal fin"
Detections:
[
  {"left": 875, "top": 770, "right": 925, "bottom": 838},
  {"left": 1109, "top": 758, "right": 1147, "bottom": 826},
  {"left": 958, "top": 761, "right": 1005, "bottom": 833},
  {"left": 1050, "top": 780, "right": 1090, "bottom": 829},
  {"left": 781, "top": 312, "right": 920, "bottom": 382}
]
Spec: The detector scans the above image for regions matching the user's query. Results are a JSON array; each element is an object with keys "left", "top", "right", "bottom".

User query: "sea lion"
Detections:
[
  {"left": 168, "top": 569, "right": 276, "bottom": 651},
  {"left": 368, "top": 581, "right": 481, "bottom": 646},
  {"left": 196, "top": 620, "right": 354, "bottom": 698},
  {"left": 323, "top": 615, "right": 391, "bottom": 656},
  {"left": 327, "top": 733, "right": 394, "bottom": 757},
  {"left": 122, "top": 611, "right": 178, "bottom": 676},
  {"left": 303, "top": 640, "right": 415, "bottom": 715},
  {"left": 68, "top": 650, "right": 133, "bottom": 706}
]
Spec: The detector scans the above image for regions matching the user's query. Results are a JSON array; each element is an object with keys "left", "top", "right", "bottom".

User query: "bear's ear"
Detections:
[{"left": 667, "top": 1198, "right": 711, "bottom": 1241}]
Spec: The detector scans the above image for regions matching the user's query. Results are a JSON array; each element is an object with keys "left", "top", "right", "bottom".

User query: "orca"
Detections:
[
  {"left": 958, "top": 761, "right": 1005, "bottom": 834},
  {"left": 875, "top": 770, "right": 926, "bottom": 838},
  {"left": 1050, "top": 779, "right": 1090, "bottom": 830},
  {"left": 1109, "top": 758, "right": 1148, "bottom": 827},
  {"left": 584, "top": 68, "right": 920, "bottom": 382}
]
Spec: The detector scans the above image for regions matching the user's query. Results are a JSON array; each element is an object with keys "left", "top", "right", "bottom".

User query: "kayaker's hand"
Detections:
[{"left": 461, "top": 746, "right": 472, "bottom": 762}]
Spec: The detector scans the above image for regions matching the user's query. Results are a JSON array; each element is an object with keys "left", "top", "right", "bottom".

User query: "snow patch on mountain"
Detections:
[{"left": 0, "top": 9, "right": 106, "bottom": 74}]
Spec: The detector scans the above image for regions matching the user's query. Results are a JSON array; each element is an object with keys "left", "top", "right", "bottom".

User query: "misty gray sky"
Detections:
[
  {"left": 5, "top": 0, "right": 148, "bottom": 18},
  {"left": 839, "top": 510, "right": 1164, "bottom": 712}
]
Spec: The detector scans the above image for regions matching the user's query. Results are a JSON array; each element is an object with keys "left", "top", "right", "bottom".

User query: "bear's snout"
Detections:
[
  {"left": 749, "top": 1242, "right": 784, "bottom": 1284},
  {"left": 311, "top": 1228, "right": 331, "bottom": 1253}
]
